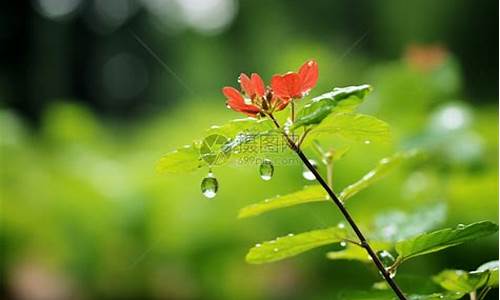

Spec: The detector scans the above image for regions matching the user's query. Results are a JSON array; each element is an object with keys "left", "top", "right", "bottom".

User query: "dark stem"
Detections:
[{"left": 267, "top": 113, "right": 408, "bottom": 300}]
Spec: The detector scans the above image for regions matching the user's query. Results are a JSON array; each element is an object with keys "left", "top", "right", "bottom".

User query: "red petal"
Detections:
[
  {"left": 251, "top": 73, "right": 265, "bottom": 97},
  {"left": 239, "top": 73, "right": 254, "bottom": 98},
  {"left": 222, "top": 86, "right": 260, "bottom": 116},
  {"left": 298, "top": 60, "right": 319, "bottom": 94},
  {"left": 271, "top": 73, "right": 299, "bottom": 100}
]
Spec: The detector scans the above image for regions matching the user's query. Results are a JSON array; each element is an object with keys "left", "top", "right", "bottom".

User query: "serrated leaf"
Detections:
[
  {"left": 294, "top": 84, "right": 372, "bottom": 128},
  {"left": 156, "top": 144, "right": 204, "bottom": 174},
  {"left": 371, "top": 203, "right": 447, "bottom": 243},
  {"left": 326, "top": 241, "right": 390, "bottom": 262},
  {"left": 238, "top": 185, "right": 327, "bottom": 218},
  {"left": 433, "top": 269, "right": 489, "bottom": 293},
  {"left": 246, "top": 227, "right": 348, "bottom": 264},
  {"left": 477, "top": 260, "right": 499, "bottom": 287},
  {"left": 308, "top": 113, "right": 391, "bottom": 144},
  {"left": 339, "top": 151, "right": 415, "bottom": 202},
  {"left": 395, "top": 221, "right": 499, "bottom": 263}
]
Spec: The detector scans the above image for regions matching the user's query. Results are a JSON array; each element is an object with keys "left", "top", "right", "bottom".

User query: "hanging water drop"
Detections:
[
  {"left": 376, "top": 250, "right": 396, "bottom": 268},
  {"left": 201, "top": 172, "right": 218, "bottom": 199},
  {"left": 302, "top": 159, "right": 318, "bottom": 181},
  {"left": 259, "top": 159, "right": 274, "bottom": 181}
]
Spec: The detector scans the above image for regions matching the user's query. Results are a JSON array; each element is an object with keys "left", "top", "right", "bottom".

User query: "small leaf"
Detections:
[
  {"left": 308, "top": 113, "right": 391, "bottom": 144},
  {"left": 238, "top": 185, "right": 327, "bottom": 218},
  {"left": 293, "top": 84, "right": 372, "bottom": 128},
  {"left": 339, "top": 151, "right": 416, "bottom": 202},
  {"left": 433, "top": 269, "right": 489, "bottom": 293},
  {"left": 156, "top": 144, "right": 204, "bottom": 174},
  {"left": 395, "top": 221, "right": 499, "bottom": 263},
  {"left": 246, "top": 227, "right": 348, "bottom": 264},
  {"left": 477, "top": 260, "right": 499, "bottom": 287},
  {"left": 326, "top": 241, "right": 390, "bottom": 262}
]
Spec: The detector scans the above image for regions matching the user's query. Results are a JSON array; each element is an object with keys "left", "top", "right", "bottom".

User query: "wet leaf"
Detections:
[
  {"left": 395, "top": 221, "right": 499, "bottom": 263},
  {"left": 246, "top": 227, "right": 348, "bottom": 264},
  {"left": 238, "top": 185, "right": 327, "bottom": 218}
]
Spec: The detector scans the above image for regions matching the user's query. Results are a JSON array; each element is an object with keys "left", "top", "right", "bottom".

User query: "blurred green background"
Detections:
[{"left": 1, "top": 1, "right": 498, "bottom": 299}]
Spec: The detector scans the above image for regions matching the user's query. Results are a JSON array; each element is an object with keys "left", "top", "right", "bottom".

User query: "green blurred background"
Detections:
[{"left": 1, "top": 1, "right": 498, "bottom": 299}]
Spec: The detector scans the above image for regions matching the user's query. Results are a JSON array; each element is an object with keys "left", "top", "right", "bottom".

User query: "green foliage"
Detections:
[
  {"left": 433, "top": 269, "right": 489, "bottom": 293},
  {"left": 156, "top": 143, "right": 204, "bottom": 174},
  {"left": 395, "top": 221, "right": 499, "bottom": 263},
  {"left": 246, "top": 226, "right": 348, "bottom": 264},
  {"left": 477, "top": 260, "right": 499, "bottom": 287},
  {"left": 293, "top": 84, "right": 372, "bottom": 128},
  {"left": 238, "top": 185, "right": 327, "bottom": 218},
  {"left": 307, "top": 113, "right": 391, "bottom": 144},
  {"left": 339, "top": 290, "right": 464, "bottom": 300}
]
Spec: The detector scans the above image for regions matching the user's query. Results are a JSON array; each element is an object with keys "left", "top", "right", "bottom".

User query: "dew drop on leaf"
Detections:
[
  {"left": 364, "top": 140, "right": 371, "bottom": 145},
  {"left": 337, "top": 223, "right": 346, "bottom": 229},
  {"left": 376, "top": 250, "right": 396, "bottom": 268},
  {"left": 457, "top": 223, "right": 465, "bottom": 229},
  {"left": 302, "top": 159, "right": 318, "bottom": 181},
  {"left": 340, "top": 241, "right": 347, "bottom": 248},
  {"left": 273, "top": 248, "right": 279, "bottom": 252},
  {"left": 201, "top": 172, "right": 218, "bottom": 199},
  {"left": 259, "top": 159, "right": 274, "bottom": 181}
]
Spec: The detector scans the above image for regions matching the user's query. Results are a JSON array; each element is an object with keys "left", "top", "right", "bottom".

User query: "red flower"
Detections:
[
  {"left": 271, "top": 60, "right": 319, "bottom": 106},
  {"left": 222, "top": 73, "right": 265, "bottom": 117},
  {"left": 222, "top": 60, "right": 319, "bottom": 116}
]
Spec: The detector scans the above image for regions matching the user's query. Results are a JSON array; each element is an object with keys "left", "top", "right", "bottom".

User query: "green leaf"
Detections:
[
  {"left": 157, "top": 118, "right": 275, "bottom": 174},
  {"left": 207, "top": 117, "right": 273, "bottom": 138},
  {"left": 293, "top": 84, "right": 372, "bottom": 128},
  {"left": 395, "top": 221, "right": 499, "bottom": 263},
  {"left": 246, "top": 226, "right": 348, "bottom": 264},
  {"left": 326, "top": 241, "right": 390, "bottom": 262},
  {"left": 371, "top": 203, "right": 447, "bottom": 243},
  {"left": 308, "top": 113, "right": 391, "bottom": 144},
  {"left": 407, "top": 292, "right": 465, "bottom": 300},
  {"left": 339, "top": 291, "right": 464, "bottom": 300},
  {"left": 433, "top": 269, "right": 489, "bottom": 293},
  {"left": 156, "top": 143, "right": 204, "bottom": 174},
  {"left": 238, "top": 185, "right": 327, "bottom": 219},
  {"left": 339, "top": 151, "right": 416, "bottom": 202},
  {"left": 477, "top": 260, "right": 499, "bottom": 287}
]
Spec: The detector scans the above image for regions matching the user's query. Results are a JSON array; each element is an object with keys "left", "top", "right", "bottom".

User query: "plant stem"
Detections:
[{"left": 267, "top": 113, "right": 408, "bottom": 300}]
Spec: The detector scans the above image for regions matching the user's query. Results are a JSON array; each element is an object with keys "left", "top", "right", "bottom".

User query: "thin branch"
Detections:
[{"left": 267, "top": 113, "right": 408, "bottom": 300}]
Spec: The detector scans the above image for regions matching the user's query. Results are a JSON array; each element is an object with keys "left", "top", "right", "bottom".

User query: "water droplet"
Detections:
[
  {"left": 457, "top": 224, "right": 465, "bottom": 229},
  {"left": 259, "top": 159, "right": 274, "bottom": 181},
  {"left": 302, "top": 159, "right": 318, "bottom": 181},
  {"left": 287, "top": 233, "right": 294, "bottom": 237},
  {"left": 364, "top": 140, "right": 371, "bottom": 145},
  {"left": 201, "top": 172, "right": 218, "bottom": 199},
  {"left": 273, "top": 248, "right": 279, "bottom": 252},
  {"left": 269, "top": 240, "right": 276, "bottom": 244},
  {"left": 255, "top": 243, "right": 261, "bottom": 248},
  {"left": 337, "top": 223, "right": 346, "bottom": 229},
  {"left": 340, "top": 241, "right": 347, "bottom": 247},
  {"left": 376, "top": 250, "right": 396, "bottom": 268}
]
